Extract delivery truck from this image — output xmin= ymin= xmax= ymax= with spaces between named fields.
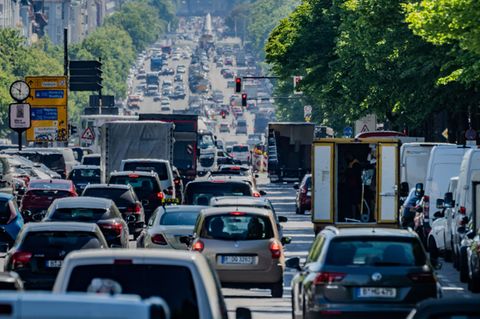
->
xmin=100 ymin=121 xmax=174 ymax=182
xmin=311 ymin=138 xmax=400 ymax=233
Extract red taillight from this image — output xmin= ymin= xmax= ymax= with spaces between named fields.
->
xmin=253 ymin=192 xmax=261 ymax=197
xmin=127 ymin=203 xmax=142 ymax=214
xmin=270 ymin=241 xmax=282 ymax=259
xmin=151 ymin=234 xmax=167 ymax=245
xmin=12 ymin=251 xmax=32 ymax=269
xmin=313 ymin=272 xmax=346 ymax=285
xmin=157 ymin=192 xmax=165 ymax=200
xmin=69 ymin=191 xmax=78 ymax=197
xmin=408 ymin=272 xmax=436 ymax=283
xmin=230 ymin=211 xmax=245 ymax=216
xmin=459 ymin=206 xmax=466 ymax=215
xmin=100 ymin=222 xmax=123 ymax=235
xmin=192 ymin=240 xmax=204 ymax=252
xmin=128 ymin=174 xmax=139 ymax=178
xmin=174 ymin=178 xmax=181 ymax=185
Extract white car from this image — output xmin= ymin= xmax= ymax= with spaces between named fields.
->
xmin=138 ymin=205 xmax=205 ymax=250
xmin=231 ymin=144 xmax=250 ymax=164
xmin=53 ymin=249 xmax=252 ymax=319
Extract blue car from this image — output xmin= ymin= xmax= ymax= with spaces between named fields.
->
xmin=0 ymin=193 xmax=24 ymax=247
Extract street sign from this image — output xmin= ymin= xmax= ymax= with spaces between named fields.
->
xmin=89 ymin=95 xmax=115 ymax=107
xmin=9 ymin=103 xmax=31 ymax=130
xmin=343 ymin=126 xmax=353 ymax=137
xmin=69 ymin=60 xmax=103 ymax=92
xmin=81 ymin=127 xmax=95 ymax=141
xmin=354 ymin=114 xmax=377 ymax=136
xmin=25 ymin=76 xmax=68 ymax=143
xmin=293 ymin=76 xmax=303 ymax=94
xmin=442 ymin=128 xmax=448 ymax=140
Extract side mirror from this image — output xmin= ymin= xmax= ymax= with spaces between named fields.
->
xmin=281 ymin=237 xmax=292 ymax=245
xmin=285 ymin=257 xmax=301 ymax=271
xmin=236 ymin=307 xmax=252 ymax=319
xmin=457 ymin=226 xmax=466 ymax=234
xmin=126 ymin=215 xmax=136 ymax=223
xmin=433 ymin=211 xmax=444 ymax=219
xmin=436 ymin=199 xmax=444 ymax=209
xmin=259 ymin=190 xmax=267 ymax=196
xmin=400 ymin=182 xmax=409 ymax=197
xmin=444 ymin=192 xmax=453 ymax=208
xmin=466 ymin=230 xmax=475 ymax=240
xmin=278 ymin=216 xmax=288 ymax=223
xmin=293 ymin=183 xmax=299 ymax=190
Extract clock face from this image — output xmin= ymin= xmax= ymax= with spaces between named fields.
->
xmin=10 ymin=81 xmax=30 ymax=102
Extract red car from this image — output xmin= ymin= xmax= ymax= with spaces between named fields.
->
xmin=20 ymin=179 xmax=77 ymax=222
xmin=294 ymin=174 xmax=311 ymax=214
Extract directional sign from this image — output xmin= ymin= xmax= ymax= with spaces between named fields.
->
xmin=25 ymin=76 xmax=68 ymax=142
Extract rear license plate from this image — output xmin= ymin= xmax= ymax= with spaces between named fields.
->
xmin=220 ymin=255 xmax=256 ymax=265
xmin=45 ymin=260 xmax=63 ymax=268
xmin=357 ymin=287 xmax=396 ymax=298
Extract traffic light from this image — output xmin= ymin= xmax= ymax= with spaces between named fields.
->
xmin=241 ymin=93 xmax=247 ymax=107
xmin=235 ymin=77 xmax=242 ymax=93
xmin=69 ymin=60 xmax=103 ymax=91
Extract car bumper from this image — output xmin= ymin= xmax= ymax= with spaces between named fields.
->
xmin=15 ymin=271 xmax=56 ymax=290
xmin=217 ymin=265 xmax=283 ymax=285
xmin=307 ymin=303 xmax=414 ymax=319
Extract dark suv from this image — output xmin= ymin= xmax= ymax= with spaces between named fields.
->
xmin=288 ymin=227 xmax=439 ymax=319
xmin=108 ymin=171 xmax=165 ymax=222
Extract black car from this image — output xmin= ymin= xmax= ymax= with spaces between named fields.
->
xmin=108 ymin=171 xmax=165 ymax=222
xmin=81 ymin=183 xmax=145 ymax=239
xmin=288 ymin=227 xmax=439 ymax=319
xmin=67 ymin=165 xmax=101 ymax=193
xmin=43 ymin=197 xmax=129 ymax=248
xmin=4 ymin=221 xmax=108 ymax=289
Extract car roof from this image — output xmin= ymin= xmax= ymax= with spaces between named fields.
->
xmin=52 ymin=196 xmax=113 ymax=209
xmin=65 ymin=248 xmax=203 ymax=263
xmin=324 ymin=227 xmax=418 ymax=238
xmin=162 ymin=205 xmax=207 ymax=213
xmin=122 ymin=159 xmax=169 ymax=163
xmin=210 ymin=196 xmax=270 ymax=207
xmin=72 ymin=165 xmax=100 ymax=170
xmin=199 ymin=206 xmax=272 ymax=217
xmin=84 ymin=183 xmax=131 ymax=190
xmin=22 ymin=221 xmax=99 ymax=233
xmin=110 ymin=170 xmax=158 ymax=177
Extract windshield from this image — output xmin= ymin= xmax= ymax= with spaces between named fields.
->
xmin=160 ymin=211 xmax=200 ymax=226
xmin=185 ymin=182 xmax=252 ymax=205
xmin=70 ymin=168 xmax=101 ymax=182
xmin=49 ymin=208 xmax=110 ymax=222
xmin=233 ymin=146 xmax=248 ymax=152
xmin=200 ymin=135 xmax=214 ymax=148
xmin=82 ymin=157 xmax=100 ymax=166
xmin=109 ymin=175 xmax=160 ymax=195
xmin=122 ymin=162 xmax=168 ymax=180
xmin=82 ymin=188 xmax=135 ymax=206
xmin=201 ymin=214 xmax=273 ymax=240
xmin=22 ymin=231 xmax=104 ymax=252
xmin=29 ymin=181 xmax=71 ymax=190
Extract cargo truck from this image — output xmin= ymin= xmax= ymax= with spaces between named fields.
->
xmin=139 ymin=114 xmax=198 ymax=182
xmin=311 ymin=138 xmax=400 ymax=233
xmin=267 ymin=122 xmax=315 ymax=182
xmin=100 ymin=121 xmax=174 ymax=182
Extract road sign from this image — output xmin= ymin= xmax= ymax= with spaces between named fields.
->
xmin=354 ymin=114 xmax=377 ymax=136
xmin=442 ymin=128 xmax=448 ymax=140
xmin=25 ymin=76 xmax=68 ymax=143
xmin=69 ymin=60 xmax=103 ymax=92
xmin=81 ymin=127 xmax=95 ymax=140
xmin=303 ymin=105 xmax=312 ymax=117
xmin=293 ymin=76 xmax=303 ymax=95
xmin=9 ymin=103 xmax=31 ymax=130
xmin=343 ymin=126 xmax=353 ymax=137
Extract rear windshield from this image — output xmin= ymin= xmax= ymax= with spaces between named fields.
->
xmin=26 ymin=189 xmax=71 ymax=198
xmin=109 ymin=175 xmax=160 ymax=195
xmin=66 ymin=264 xmax=199 ymax=319
xmin=48 ymin=208 xmax=110 ymax=222
xmin=325 ymin=237 xmax=426 ymax=267
xmin=173 ymin=141 xmax=195 ymax=171
xmin=39 ymin=154 xmax=65 ymax=172
xmin=71 ymin=168 xmax=101 ymax=181
xmin=82 ymin=157 xmax=100 ymax=166
xmin=21 ymin=231 xmax=103 ymax=251
xmin=123 ymin=162 xmax=168 ymax=180
xmin=185 ymin=182 xmax=252 ymax=205
xmin=29 ymin=182 xmax=71 ymax=190
xmin=237 ymin=121 xmax=247 ymax=127
xmin=233 ymin=146 xmax=248 ymax=152
xmin=82 ymin=188 xmax=135 ymax=206
xmin=201 ymin=214 xmax=273 ymax=240
xmin=160 ymin=211 xmax=199 ymax=226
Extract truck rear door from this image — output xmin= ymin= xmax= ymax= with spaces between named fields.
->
xmin=312 ymin=142 xmax=334 ymax=223
xmin=377 ymin=143 xmax=399 ymax=223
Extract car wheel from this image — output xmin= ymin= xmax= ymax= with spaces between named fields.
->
xmin=459 ymin=247 xmax=469 ymax=283
xmin=271 ymin=281 xmax=283 ymax=298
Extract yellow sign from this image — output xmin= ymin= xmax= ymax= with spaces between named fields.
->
xmin=442 ymin=128 xmax=448 ymax=140
xmin=25 ymin=76 xmax=68 ymax=142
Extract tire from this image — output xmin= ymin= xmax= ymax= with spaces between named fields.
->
xmin=459 ymin=247 xmax=469 ymax=283
xmin=271 ymin=281 xmax=283 ymax=298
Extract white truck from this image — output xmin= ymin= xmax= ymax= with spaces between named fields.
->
xmin=311 ymin=138 xmax=400 ymax=233
xmin=100 ymin=121 xmax=174 ymax=182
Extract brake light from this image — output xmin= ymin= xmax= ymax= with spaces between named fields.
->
xmin=174 ymin=178 xmax=181 ymax=185
xmin=151 ymin=234 xmax=167 ymax=245
xmin=128 ymin=174 xmax=139 ymax=178
xmin=157 ymin=192 xmax=165 ymax=200
xmin=459 ymin=206 xmax=466 ymax=215
xmin=192 ymin=240 xmax=204 ymax=252
xmin=313 ymin=272 xmax=346 ymax=285
xmin=127 ymin=203 xmax=142 ymax=214
xmin=230 ymin=211 xmax=245 ymax=216
xmin=408 ymin=272 xmax=436 ymax=283
xmin=100 ymin=222 xmax=123 ymax=235
xmin=270 ymin=241 xmax=282 ymax=259
xmin=253 ymin=192 xmax=261 ymax=197
xmin=11 ymin=251 xmax=32 ymax=269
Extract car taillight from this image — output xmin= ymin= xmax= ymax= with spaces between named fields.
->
xmin=127 ymin=203 xmax=142 ymax=214
xmin=253 ymin=192 xmax=261 ymax=197
xmin=313 ymin=272 xmax=346 ymax=285
xmin=100 ymin=222 xmax=123 ymax=235
xmin=157 ymin=192 xmax=165 ymax=200
xmin=270 ymin=241 xmax=282 ymax=259
xmin=151 ymin=234 xmax=167 ymax=245
xmin=408 ymin=272 xmax=436 ymax=283
xmin=192 ymin=240 xmax=204 ymax=252
xmin=459 ymin=206 xmax=466 ymax=215
xmin=174 ymin=178 xmax=181 ymax=185
xmin=12 ymin=251 xmax=32 ymax=269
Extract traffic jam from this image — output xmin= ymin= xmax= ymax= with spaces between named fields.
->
xmin=0 ymin=14 xmax=478 ymax=319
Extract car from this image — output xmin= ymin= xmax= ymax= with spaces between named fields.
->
xmin=219 ymin=123 xmax=230 ymax=133
xmin=183 ymin=179 xmax=254 ymax=205
xmin=235 ymin=120 xmax=248 ymax=135
xmin=81 ymin=184 xmax=145 ymax=239
xmin=0 ymin=272 xmax=23 ymax=290
xmin=53 ymin=249 xmax=252 ymax=319
xmin=190 ymin=207 xmax=286 ymax=297
xmin=67 ymin=165 xmax=101 ymax=194
xmin=406 ymin=298 xmax=480 ymax=319
xmin=174 ymin=74 xmax=183 ymax=82
xmin=4 ymin=222 xmax=108 ymax=289
xmin=231 ymin=144 xmax=250 ymax=164
xmin=288 ymin=227 xmax=440 ymax=319
xmin=0 ymin=193 xmax=24 ymax=248
xmin=153 ymin=93 xmax=162 ymax=102
xmin=108 ymin=171 xmax=166 ymax=222
xmin=176 ymin=65 xmax=186 ymax=74
xmin=20 ymin=179 xmax=77 ymax=223
xmin=293 ymin=174 xmax=311 ymax=214
xmin=3 ymin=150 xmax=69 ymax=179
xmin=43 ymin=197 xmax=129 ymax=248
xmin=81 ymin=154 xmax=100 ymax=166
xmin=138 ymin=205 xmax=205 ymax=250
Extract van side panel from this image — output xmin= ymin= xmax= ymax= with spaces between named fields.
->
xmin=312 ymin=143 xmax=334 ymax=223
xmin=378 ymin=143 xmax=398 ymax=223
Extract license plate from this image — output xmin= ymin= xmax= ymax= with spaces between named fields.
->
xmin=357 ymin=287 xmax=397 ymax=298
xmin=220 ymin=255 xmax=256 ymax=265
xmin=45 ymin=260 xmax=63 ymax=268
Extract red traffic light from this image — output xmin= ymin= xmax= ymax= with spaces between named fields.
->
xmin=241 ymin=93 xmax=247 ymax=107
xmin=235 ymin=77 xmax=242 ymax=93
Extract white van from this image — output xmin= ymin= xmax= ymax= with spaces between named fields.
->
xmin=0 ymin=292 xmax=170 ymax=319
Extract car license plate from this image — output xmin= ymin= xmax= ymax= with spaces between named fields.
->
xmin=220 ymin=255 xmax=256 ymax=265
xmin=45 ymin=260 xmax=63 ymax=268
xmin=357 ymin=287 xmax=396 ymax=298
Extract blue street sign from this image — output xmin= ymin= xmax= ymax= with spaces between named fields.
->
xmin=31 ymin=108 xmax=58 ymax=121
xmin=35 ymin=90 xmax=65 ymax=99
xmin=344 ymin=126 xmax=353 ymax=137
